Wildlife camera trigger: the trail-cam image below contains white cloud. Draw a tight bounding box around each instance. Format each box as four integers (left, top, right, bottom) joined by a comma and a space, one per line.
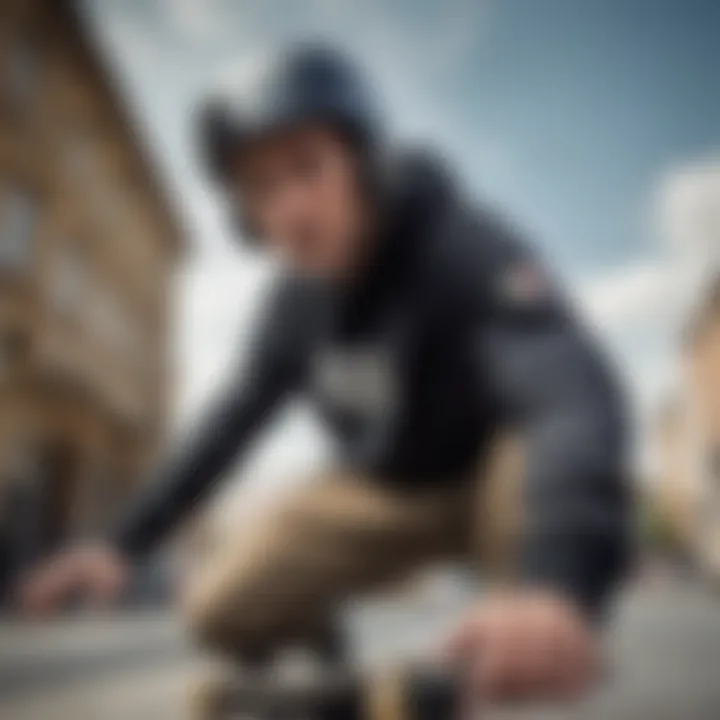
89, 0, 720, 507
174, 247, 268, 421
410, 0, 494, 78
580, 261, 674, 336
158, 0, 232, 44
656, 158, 720, 255
574, 158, 720, 466
578, 261, 675, 401
206, 0, 491, 131
654, 159, 720, 313
102, 11, 164, 69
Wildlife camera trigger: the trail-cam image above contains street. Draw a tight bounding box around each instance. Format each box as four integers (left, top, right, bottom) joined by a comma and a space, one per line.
2, 577, 720, 720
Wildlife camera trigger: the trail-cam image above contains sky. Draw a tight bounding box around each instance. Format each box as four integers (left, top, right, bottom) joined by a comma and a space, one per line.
79, 0, 720, 513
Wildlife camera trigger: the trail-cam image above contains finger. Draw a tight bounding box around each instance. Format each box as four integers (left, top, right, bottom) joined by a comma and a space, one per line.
480, 606, 563, 702
537, 615, 580, 700
506, 610, 562, 702
510, 614, 555, 700
472, 613, 520, 702
445, 611, 485, 657
90, 573, 123, 606
21, 580, 54, 616
444, 610, 489, 664
28, 562, 76, 614
540, 611, 594, 700
561, 624, 597, 698
18, 569, 53, 614
31, 572, 68, 614
16, 576, 38, 614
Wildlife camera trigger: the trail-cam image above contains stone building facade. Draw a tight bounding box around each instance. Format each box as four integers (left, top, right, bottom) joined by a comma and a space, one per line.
680, 282, 720, 576
654, 279, 720, 576
0, 0, 183, 590
650, 163, 720, 576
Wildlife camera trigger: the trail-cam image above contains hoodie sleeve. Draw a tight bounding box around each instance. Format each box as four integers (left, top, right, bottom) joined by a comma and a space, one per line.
113, 277, 314, 559
445, 214, 632, 618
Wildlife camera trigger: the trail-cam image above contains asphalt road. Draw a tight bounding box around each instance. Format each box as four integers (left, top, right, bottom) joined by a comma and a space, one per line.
2, 575, 720, 720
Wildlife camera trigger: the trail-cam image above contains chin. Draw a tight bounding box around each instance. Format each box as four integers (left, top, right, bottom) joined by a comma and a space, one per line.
294, 259, 337, 279
295, 252, 350, 279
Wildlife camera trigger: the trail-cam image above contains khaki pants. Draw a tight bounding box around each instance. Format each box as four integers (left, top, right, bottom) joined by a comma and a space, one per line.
184, 438, 523, 659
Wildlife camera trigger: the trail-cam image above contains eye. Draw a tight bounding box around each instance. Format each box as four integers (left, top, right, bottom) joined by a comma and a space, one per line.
241, 168, 278, 204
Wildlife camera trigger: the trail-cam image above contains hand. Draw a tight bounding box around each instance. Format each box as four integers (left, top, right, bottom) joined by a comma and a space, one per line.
18, 545, 130, 617
444, 590, 599, 704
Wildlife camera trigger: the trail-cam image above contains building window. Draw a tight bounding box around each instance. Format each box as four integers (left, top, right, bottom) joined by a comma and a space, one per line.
2, 36, 39, 111
49, 248, 142, 361
0, 187, 38, 271
49, 245, 88, 315
0, 330, 26, 380
89, 287, 139, 358
63, 135, 95, 182
706, 448, 720, 481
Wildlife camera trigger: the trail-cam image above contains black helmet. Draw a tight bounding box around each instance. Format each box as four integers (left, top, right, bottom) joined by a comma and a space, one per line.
198, 42, 384, 186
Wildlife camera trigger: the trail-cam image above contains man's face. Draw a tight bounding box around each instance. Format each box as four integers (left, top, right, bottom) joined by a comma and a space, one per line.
234, 124, 369, 277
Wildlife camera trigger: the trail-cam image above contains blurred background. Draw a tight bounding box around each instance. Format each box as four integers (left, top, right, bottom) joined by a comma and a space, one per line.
1, 0, 720, 718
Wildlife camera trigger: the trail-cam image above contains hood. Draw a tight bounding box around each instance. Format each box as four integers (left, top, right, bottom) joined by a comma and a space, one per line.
381, 145, 459, 226
337, 146, 459, 310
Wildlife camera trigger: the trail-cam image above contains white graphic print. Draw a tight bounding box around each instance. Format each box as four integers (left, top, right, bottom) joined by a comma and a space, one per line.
313, 346, 397, 419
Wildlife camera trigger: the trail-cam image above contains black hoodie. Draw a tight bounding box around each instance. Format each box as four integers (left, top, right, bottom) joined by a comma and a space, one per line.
115, 150, 631, 617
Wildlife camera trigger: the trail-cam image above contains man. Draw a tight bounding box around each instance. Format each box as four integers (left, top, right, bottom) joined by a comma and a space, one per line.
20, 44, 630, 703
